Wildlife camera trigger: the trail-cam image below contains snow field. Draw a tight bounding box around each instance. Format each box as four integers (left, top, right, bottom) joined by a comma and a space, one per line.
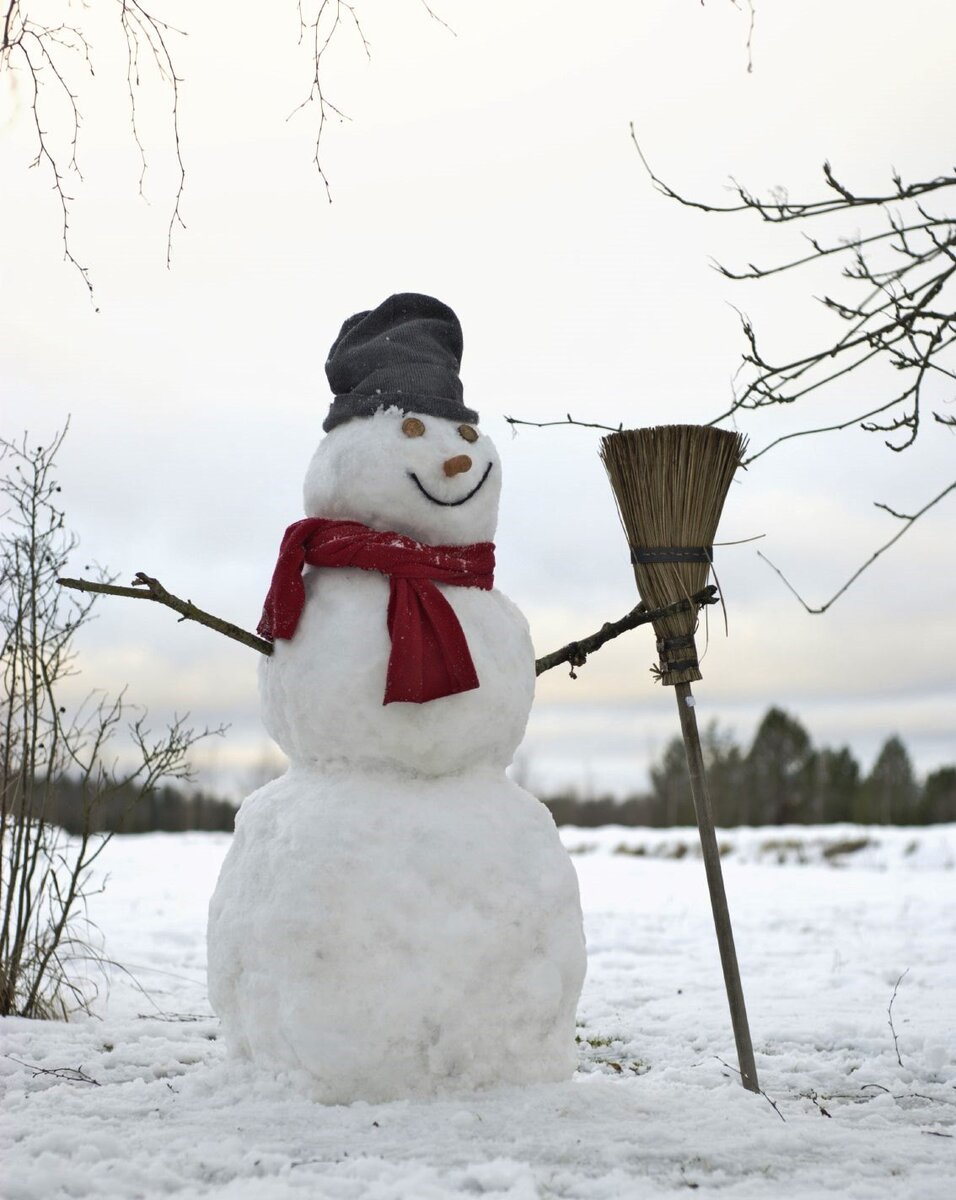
1, 825, 954, 1199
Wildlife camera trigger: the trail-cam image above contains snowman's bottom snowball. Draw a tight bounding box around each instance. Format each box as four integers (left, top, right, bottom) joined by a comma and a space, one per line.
207, 767, 586, 1104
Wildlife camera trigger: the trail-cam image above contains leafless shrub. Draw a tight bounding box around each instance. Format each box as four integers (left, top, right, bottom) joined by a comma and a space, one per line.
0, 426, 220, 1018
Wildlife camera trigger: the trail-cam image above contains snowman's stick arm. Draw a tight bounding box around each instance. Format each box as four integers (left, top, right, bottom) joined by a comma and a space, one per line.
534, 585, 718, 678
58, 573, 274, 657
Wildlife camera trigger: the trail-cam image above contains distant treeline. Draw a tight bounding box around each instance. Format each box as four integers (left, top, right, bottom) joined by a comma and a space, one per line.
38, 777, 237, 836
37, 706, 955, 834
542, 707, 956, 828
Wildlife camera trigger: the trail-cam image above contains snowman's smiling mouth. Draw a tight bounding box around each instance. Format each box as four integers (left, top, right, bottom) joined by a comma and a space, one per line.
408, 462, 493, 507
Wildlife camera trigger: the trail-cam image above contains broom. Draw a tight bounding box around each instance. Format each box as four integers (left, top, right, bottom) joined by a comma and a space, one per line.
600, 424, 759, 1094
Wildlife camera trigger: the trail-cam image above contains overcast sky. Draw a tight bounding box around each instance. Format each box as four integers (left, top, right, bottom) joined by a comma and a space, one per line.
3, 0, 954, 799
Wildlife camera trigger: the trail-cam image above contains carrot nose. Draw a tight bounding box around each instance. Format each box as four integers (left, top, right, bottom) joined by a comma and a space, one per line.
444, 454, 473, 478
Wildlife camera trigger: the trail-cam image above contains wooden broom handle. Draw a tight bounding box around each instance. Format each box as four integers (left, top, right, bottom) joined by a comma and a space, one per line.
675, 681, 760, 1094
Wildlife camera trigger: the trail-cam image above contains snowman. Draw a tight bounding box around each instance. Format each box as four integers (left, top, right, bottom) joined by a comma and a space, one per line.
207, 294, 586, 1103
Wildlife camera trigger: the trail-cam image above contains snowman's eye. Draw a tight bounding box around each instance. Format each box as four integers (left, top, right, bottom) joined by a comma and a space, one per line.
458, 424, 478, 444
402, 417, 426, 438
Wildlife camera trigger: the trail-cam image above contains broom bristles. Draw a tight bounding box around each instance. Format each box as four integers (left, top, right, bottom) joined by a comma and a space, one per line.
600, 425, 747, 685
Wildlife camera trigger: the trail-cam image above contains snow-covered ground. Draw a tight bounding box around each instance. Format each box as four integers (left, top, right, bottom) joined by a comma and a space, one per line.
2, 824, 954, 1199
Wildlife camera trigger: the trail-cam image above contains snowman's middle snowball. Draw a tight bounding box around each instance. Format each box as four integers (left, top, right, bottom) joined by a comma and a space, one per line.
258, 518, 495, 705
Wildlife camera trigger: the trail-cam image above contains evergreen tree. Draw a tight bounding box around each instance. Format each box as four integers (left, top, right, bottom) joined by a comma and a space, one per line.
811, 746, 861, 824
648, 722, 744, 827
744, 708, 815, 825
649, 736, 694, 827
920, 767, 956, 824
862, 736, 919, 824
701, 722, 747, 827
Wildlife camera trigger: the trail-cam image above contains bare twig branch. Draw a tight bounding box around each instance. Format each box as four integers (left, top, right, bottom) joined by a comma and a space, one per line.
805, 1089, 832, 1118
757, 480, 955, 613
535, 586, 718, 677
418, 0, 456, 36
729, 0, 756, 74
625, 138, 955, 594
505, 413, 624, 436
1, 2, 186, 293
290, 0, 370, 200
715, 1056, 784, 1120
631, 135, 956, 462
57, 573, 272, 656
742, 395, 914, 465
632, 128, 956, 222
6, 1056, 100, 1085
118, 1, 187, 265
888, 968, 909, 1069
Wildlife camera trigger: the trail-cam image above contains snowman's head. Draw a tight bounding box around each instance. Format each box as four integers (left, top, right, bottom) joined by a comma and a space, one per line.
303, 406, 502, 546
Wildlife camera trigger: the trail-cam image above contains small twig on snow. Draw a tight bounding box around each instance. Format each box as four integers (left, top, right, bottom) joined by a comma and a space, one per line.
7, 1056, 100, 1085
135, 1011, 215, 1023
715, 1056, 785, 1121
806, 1089, 832, 1118
888, 968, 909, 1068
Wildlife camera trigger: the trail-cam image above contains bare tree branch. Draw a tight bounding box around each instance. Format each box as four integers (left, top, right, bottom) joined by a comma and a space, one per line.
417, 0, 456, 37
290, 1, 455, 198
743, 395, 918, 464
57, 573, 272, 656
631, 136, 956, 456
633, 125, 956, 222
290, 0, 371, 200
119, 1, 187, 264
535, 586, 719, 677
1, 2, 186, 294
757, 480, 955, 614
622, 135, 956, 597
505, 413, 623, 435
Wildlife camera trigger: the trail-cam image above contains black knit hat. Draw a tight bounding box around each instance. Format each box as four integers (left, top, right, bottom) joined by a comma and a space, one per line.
322, 293, 480, 433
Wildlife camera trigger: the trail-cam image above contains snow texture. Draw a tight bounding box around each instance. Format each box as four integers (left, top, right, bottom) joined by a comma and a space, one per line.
210, 408, 586, 1097
208, 768, 585, 1102
2, 826, 954, 1199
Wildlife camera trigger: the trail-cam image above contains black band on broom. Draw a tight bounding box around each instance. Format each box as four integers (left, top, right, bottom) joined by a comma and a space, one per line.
600, 424, 759, 1094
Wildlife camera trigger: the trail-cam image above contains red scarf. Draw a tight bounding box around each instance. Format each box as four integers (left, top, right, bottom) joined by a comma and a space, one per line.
258, 518, 495, 705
